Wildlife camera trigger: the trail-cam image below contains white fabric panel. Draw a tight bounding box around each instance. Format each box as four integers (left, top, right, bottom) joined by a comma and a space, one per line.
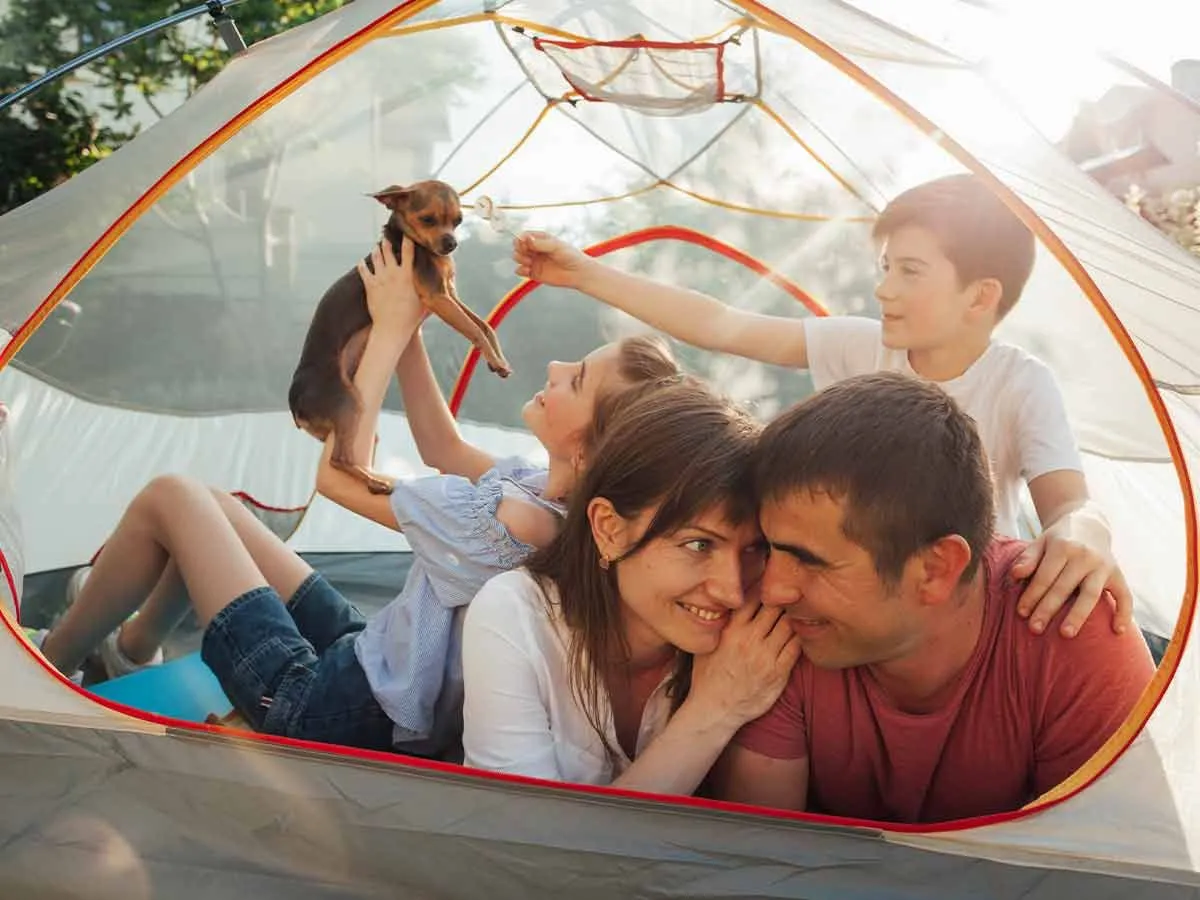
0, 366, 542, 572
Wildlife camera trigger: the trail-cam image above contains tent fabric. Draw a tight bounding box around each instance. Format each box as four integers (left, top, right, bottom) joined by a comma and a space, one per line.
0, 0, 1198, 894
0, 717, 1197, 900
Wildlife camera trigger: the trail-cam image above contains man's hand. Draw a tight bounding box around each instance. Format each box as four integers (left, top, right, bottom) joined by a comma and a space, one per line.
356, 238, 425, 336
512, 231, 595, 289
1012, 508, 1134, 638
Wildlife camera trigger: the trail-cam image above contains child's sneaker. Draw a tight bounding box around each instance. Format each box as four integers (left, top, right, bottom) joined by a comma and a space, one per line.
64, 566, 164, 681
23, 627, 84, 685
96, 627, 162, 679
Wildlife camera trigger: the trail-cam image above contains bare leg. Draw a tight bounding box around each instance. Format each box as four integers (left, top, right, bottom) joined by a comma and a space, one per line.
42, 477, 313, 675
116, 490, 312, 664
112, 559, 190, 665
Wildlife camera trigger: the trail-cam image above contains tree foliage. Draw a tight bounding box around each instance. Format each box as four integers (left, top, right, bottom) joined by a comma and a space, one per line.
0, 0, 348, 214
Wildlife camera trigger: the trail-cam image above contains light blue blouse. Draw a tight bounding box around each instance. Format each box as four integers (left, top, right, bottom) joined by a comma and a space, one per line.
352, 456, 564, 757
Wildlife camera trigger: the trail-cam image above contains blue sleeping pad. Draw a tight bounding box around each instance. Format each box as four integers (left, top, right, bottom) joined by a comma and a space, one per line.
89, 651, 233, 723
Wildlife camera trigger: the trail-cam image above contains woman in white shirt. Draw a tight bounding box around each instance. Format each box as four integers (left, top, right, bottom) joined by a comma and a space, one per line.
462, 378, 800, 794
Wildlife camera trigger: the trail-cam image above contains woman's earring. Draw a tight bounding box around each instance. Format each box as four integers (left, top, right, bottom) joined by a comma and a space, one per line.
598, 554, 611, 570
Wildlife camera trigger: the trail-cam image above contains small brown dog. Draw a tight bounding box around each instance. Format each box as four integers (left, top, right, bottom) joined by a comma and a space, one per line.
288, 180, 511, 494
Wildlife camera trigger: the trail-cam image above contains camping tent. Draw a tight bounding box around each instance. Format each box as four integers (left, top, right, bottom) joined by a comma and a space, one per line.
0, 0, 1197, 896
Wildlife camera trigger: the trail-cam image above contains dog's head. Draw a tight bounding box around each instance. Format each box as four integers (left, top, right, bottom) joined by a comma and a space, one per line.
371, 180, 462, 256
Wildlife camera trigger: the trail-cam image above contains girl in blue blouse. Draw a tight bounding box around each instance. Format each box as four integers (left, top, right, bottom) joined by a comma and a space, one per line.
35, 238, 679, 754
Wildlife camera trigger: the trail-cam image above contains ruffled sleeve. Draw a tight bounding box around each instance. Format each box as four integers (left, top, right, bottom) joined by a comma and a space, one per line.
387, 459, 544, 609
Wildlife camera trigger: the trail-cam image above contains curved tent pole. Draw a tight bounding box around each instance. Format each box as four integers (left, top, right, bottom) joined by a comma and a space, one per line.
0, 0, 248, 115
447, 223, 829, 415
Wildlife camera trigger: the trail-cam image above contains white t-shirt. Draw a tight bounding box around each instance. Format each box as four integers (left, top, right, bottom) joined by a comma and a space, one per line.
461, 568, 674, 785
803, 316, 1083, 539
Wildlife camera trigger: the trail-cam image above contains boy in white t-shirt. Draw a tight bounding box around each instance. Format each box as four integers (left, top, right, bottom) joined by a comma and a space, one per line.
512, 173, 1132, 640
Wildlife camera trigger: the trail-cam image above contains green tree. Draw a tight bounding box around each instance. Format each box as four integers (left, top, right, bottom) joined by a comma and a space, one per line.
0, 0, 348, 214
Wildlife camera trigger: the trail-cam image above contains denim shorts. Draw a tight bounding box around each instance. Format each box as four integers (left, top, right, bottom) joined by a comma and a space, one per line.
201, 572, 395, 752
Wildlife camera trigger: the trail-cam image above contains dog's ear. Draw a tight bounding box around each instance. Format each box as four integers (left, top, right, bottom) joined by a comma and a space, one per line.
370, 185, 412, 211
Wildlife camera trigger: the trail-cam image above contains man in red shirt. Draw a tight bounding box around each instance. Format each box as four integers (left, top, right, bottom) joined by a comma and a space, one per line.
712, 372, 1156, 824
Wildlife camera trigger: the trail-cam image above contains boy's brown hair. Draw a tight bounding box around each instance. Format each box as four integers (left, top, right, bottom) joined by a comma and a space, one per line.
753, 371, 995, 585
873, 174, 1036, 320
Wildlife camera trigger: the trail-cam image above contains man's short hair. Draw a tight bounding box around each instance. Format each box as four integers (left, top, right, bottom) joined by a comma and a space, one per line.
754, 372, 995, 584
873, 173, 1037, 319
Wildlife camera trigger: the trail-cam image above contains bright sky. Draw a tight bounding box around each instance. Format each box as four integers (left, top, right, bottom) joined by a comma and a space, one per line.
984, 0, 1200, 82
809, 0, 1190, 150
903, 0, 1200, 137
989, 0, 1197, 132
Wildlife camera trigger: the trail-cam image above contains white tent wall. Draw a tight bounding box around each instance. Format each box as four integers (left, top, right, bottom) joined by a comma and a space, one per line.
0, 365, 542, 571
0, 0, 1198, 893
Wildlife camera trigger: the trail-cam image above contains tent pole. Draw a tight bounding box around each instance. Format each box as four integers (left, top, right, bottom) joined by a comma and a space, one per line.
0, 0, 248, 115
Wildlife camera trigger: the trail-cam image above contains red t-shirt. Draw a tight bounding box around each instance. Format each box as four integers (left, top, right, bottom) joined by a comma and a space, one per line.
733, 539, 1156, 824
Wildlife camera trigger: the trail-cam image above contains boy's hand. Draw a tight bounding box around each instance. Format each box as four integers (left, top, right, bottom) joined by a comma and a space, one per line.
512, 231, 594, 289
1012, 511, 1134, 638
356, 238, 425, 336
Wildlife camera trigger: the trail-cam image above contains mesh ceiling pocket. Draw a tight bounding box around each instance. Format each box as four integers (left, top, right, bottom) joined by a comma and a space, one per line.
533, 36, 733, 116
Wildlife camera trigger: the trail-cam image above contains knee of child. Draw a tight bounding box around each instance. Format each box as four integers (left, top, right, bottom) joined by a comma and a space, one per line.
137, 474, 210, 523
208, 486, 244, 515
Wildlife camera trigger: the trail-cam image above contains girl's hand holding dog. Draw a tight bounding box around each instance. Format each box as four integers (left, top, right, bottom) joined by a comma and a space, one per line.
512, 231, 595, 290
357, 238, 426, 339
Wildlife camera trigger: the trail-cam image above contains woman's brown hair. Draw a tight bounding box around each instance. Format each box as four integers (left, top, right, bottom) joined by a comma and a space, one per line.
525, 377, 761, 763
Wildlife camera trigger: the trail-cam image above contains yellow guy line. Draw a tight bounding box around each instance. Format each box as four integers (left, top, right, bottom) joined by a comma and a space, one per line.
468, 184, 658, 212
693, 17, 756, 43
385, 13, 755, 47
755, 98, 878, 211
470, 181, 873, 223
664, 181, 875, 222
384, 13, 594, 42
457, 101, 555, 196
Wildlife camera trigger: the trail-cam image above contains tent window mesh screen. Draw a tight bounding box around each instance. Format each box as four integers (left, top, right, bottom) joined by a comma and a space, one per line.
533, 36, 733, 115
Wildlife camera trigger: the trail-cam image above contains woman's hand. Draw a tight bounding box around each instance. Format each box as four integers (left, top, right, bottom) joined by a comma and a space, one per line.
512, 231, 595, 289
356, 238, 425, 337
688, 600, 801, 731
